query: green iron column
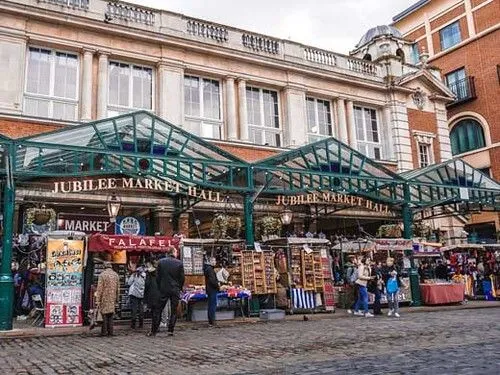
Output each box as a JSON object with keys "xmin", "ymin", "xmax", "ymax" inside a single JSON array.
[
  {"xmin": 0, "ymin": 144, "xmax": 15, "ymax": 330},
  {"xmin": 243, "ymin": 193, "xmax": 254, "ymax": 248},
  {"xmin": 402, "ymin": 183, "xmax": 421, "ymax": 307}
]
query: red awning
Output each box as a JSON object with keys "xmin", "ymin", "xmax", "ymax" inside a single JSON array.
[{"xmin": 88, "ymin": 234, "xmax": 180, "ymax": 252}]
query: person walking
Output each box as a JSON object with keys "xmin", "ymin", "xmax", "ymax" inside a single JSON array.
[
  {"xmin": 203, "ymin": 256, "xmax": 219, "ymax": 327},
  {"xmin": 144, "ymin": 260, "xmax": 162, "ymax": 337},
  {"xmin": 127, "ymin": 265, "xmax": 146, "ymax": 329},
  {"xmin": 155, "ymin": 247, "xmax": 185, "ymax": 336},
  {"xmin": 95, "ymin": 261, "xmax": 120, "ymax": 337},
  {"xmin": 352, "ymin": 257, "xmax": 374, "ymax": 318},
  {"xmin": 387, "ymin": 270, "xmax": 402, "ymax": 318}
]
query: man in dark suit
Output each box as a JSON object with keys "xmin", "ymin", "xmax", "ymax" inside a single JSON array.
[{"xmin": 154, "ymin": 246, "xmax": 184, "ymax": 336}]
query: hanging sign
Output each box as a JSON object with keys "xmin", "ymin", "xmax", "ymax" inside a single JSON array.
[
  {"xmin": 45, "ymin": 238, "xmax": 85, "ymax": 328},
  {"xmin": 88, "ymin": 234, "xmax": 180, "ymax": 252},
  {"xmin": 115, "ymin": 216, "xmax": 146, "ymax": 235},
  {"xmin": 57, "ymin": 213, "xmax": 114, "ymax": 234}
]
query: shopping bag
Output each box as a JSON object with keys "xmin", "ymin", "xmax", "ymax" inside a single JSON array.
[{"xmin": 89, "ymin": 308, "xmax": 103, "ymax": 330}]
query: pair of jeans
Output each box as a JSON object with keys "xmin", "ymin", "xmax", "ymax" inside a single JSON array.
[
  {"xmin": 151, "ymin": 294, "xmax": 180, "ymax": 334},
  {"xmin": 353, "ymin": 285, "xmax": 368, "ymax": 314},
  {"xmin": 350, "ymin": 284, "xmax": 359, "ymax": 310},
  {"xmin": 373, "ymin": 288, "xmax": 382, "ymax": 314},
  {"xmin": 129, "ymin": 295, "xmax": 144, "ymax": 327},
  {"xmin": 207, "ymin": 292, "xmax": 217, "ymax": 325},
  {"xmin": 101, "ymin": 313, "xmax": 114, "ymax": 336},
  {"xmin": 388, "ymin": 292, "xmax": 399, "ymax": 313},
  {"xmin": 161, "ymin": 300, "xmax": 171, "ymax": 324}
]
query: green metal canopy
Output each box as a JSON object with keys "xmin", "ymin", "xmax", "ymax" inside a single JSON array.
[
  {"xmin": 14, "ymin": 111, "xmax": 250, "ymax": 191},
  {"xmin": 251, "ymin": 137, "xmax": 405, "ymax": 204}
]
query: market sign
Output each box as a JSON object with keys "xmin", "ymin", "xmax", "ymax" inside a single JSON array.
[
  {"xmin": 275, "ymin": 192, "xmax": 390, "ymax": 213},
  {"xmin": 51, "ymin": 177, "xmax": 226, "ymax": 202},
  {"xmin": 57, "ymin": 213, "xmax": 114, "ymax": 234},
  {"xmin": 88, "ymin": 234, "xmax": 180, "ymax": 252}
]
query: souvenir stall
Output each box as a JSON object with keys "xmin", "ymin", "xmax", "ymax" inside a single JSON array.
[
  {"xmin": 86, "ymin": 234, "xmax": 181, "ymax": 320},
  {"xmin": 262, "ymin": 238, "xmax": 335, "ymax": 314},
  {"xmin": 180, "ymin": 238, "xmax": 251, "ymax": 321},
  {"xmin": 440, "ymin": 244, "xmax": 499, "ymax": 301}
]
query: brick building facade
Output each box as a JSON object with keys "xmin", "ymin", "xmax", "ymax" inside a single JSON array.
[{"xmin": 393, "ymin": 0, "xmax": 500, "ymax": 240}]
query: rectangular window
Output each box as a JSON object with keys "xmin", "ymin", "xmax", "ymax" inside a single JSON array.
[
  {"xmin": 24, "ymin": 47, "xmax": 78, "ymax": 121},
  {"xmin": 246, "ymin": 86, "xmax": 280, "ymax": 146},
  {"xmin": 354, "ymin": 106, "xmax": 382, "ymax": 160},
  {"xmin": 108, "ymin": 61, "xmax": 152, "ymax": 116},
  {"xmin": 418, "ymin": 143, "xmax": 432, "ymax": 168},
  {"xmin": 410, "ymin": 43, "xmax": 420, "ymax": 65},
  {"xmin": 439, "ymin": 21, "xmax": 461, "ymax": 50},
  {"xmin": 183, "ymin": 75, "xmax": 222, "ymax": 139},
  {"xmin": 445, "ymin": 68, "xmax": 469, "ymax": 100},
  {"xmin": 306, "ymin": 97, "xmax": 332, "ymax": 143}
]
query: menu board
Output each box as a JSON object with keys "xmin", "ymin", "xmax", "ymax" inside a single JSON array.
[
  {"xmin": 182, "ymin": 246, "xmax": 204, "ymax": 275},
  {"xmin": 45, "ymin": 238, "xmax": 84, "ymax": 327},
  {"xmin": 93, "ymin": 262, "xmax": 130, "ymax": 319}
]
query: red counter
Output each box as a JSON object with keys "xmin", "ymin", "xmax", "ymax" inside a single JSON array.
[{"xmin": 420, "ymin": 283, "xmax": 465, "ymax": 305}]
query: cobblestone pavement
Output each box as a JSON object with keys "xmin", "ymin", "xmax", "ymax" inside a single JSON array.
[{"xmin": 1, "ymin": 308, "xmax": 499, "ymax": 375}]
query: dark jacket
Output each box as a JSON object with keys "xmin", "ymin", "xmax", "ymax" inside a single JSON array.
[
  {"xmin": 435, "ymin": 264, "xmax": 448, "ymax": 280},
  {"xmin": 156, "ymin": 256, "xmax": 185, "ymax": 297},
  {"xmin": 144, "ymin": 271, "xmax": 162, "ymax": 308},
  {"xmin": 203, "ymin": 263, "xmax": 219, "ymax": 295}
]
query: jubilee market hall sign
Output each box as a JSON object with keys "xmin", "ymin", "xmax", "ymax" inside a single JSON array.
[{"xmin": 52, "ymin": 177, "xmax": 390, "ymax": 212}]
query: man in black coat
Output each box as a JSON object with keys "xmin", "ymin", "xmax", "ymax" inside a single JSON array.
[
  {"xmin": 203, "ymin": 257, "xmax": 219, "ymax": 327},
  {"xmin": 155, "ymin": 247, "xmax": 185, "ymax": 336}
]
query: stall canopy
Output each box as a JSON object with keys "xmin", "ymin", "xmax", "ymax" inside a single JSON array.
[{"xmin": 88, "ymin": 234, "xmax": 180, "ymax": 252}]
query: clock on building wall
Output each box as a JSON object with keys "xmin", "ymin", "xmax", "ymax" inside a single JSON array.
[{"xmin": 412, "ymin": 89, "xmax": 426, "ymax": 110}]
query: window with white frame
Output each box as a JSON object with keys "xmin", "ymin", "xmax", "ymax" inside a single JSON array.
[
  {"xmin": 246, "ymin": 86, "xmax": 281, "ymax": 146},
  {"xmin": 354, "ymin": 106, "xmax": 381, "ymax": 160},
  {"xmin": 306, "ymin": 97, "xmax": 332, "ymax": 143},
  {"xmin": 108, "ymin": 61, "xmax": 152, "ymax": 116},
  {"xmin": 414, "ymin": 131, "xmax": 436, "ymax": 168},
  {"xmin": 183, "ymin": 75, "xmax": 222, "ymax": 139},
  {"xmin": 418, "ymin": 143, "xmax": 431, "ymax": 168},
  {"xmin": 24, "ymin": 47, "xmax": 79, "ymax": 121}
]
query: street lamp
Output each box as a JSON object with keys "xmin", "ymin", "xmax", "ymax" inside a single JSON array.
[
  {"xmin": 280, "ymin": 208, "xmax": 293, "ymax": 225},
  {"xmin": 107, "ymin": 194, "xmax": 121, "ymax": 223}
]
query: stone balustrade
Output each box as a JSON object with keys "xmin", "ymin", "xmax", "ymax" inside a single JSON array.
[
  {"xmin": 106, "ymin": 1, "xmax": 155, "ymax": 25},
  {"xmin": 242, "ymin": 34, "xmax": 280, "ymax": 54},
  {"xmin": 186, "ymin": 19, "xmax": 228, "ymax": 43},
  {"xmin": 346, "ymin": 58, "xmax": 379, "ymax": 76},
  {"xmin": 304, "ymin": 48, "xmax": 336, "ymax": 66},
  {"xmin": 37, "ymin": 0, "xmax": 89, "ymax": 9}
]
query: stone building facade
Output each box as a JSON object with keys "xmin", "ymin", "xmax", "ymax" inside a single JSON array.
[{"xmin": 393, "ymin": 0, "xmax": 500, "ymax": 240}]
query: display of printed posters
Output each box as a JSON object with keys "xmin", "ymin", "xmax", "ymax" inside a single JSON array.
[
  {"xmin": 45, "ymin": 238, "xmax": 85, "ymax": 327},
  {"xmin": 115, "ymin": 216, "xmax": 145, "ymax": 235}
]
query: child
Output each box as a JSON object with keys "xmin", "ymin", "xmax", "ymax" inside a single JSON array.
[{"xmin": 386, "ymin": 270, "xmax": 401, "ymax": 318}]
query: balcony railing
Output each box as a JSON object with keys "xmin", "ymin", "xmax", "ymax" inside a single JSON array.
[
  {"xmin": 106, "ymin": 1, "xmax": 155, "ymax": 25},
  {"xmin": 37, "ymin": 0, "xmax": 89, "ymax": 9},
  {"xmin": 447, "ymin": 76, "xmax": 476, "ymax": 107},
  {"xmin": 186, "ymin": 19, "xmax": 228, "ymax": 43}
]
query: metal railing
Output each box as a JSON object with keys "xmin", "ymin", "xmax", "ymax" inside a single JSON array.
[{"xmin": 447, "ymin": 76, "xmax": 476, "ymax": 106}]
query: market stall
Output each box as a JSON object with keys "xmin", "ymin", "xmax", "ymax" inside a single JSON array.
[
  {"xmin": 419, "ymin": 282, "xmax": 465, "ymax": 305},
  {"xmin": 263, "ymin": 238, "xmax": 335, "ymax": 314}
]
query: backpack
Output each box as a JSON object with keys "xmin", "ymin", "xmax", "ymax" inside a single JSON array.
[
  {"xmin": 387, "ymin": 278, "xmax": 399, "ymax": 294},
  {"xmin": 347, "ymin": 267, "xmax": 358, "ymax": 284}
]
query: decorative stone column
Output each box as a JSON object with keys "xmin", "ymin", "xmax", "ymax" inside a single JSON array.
[
  {"xmin": 336, "ymin": 98, "xmax": 348, "ymax": 144},
  {"xmin": 81, "ymin": 49, "xmax": 94, "ymax": 121},
  {"xmin": 388, "ymin": 95, "xmax": 413, "ymax": 172},
  {"xmin": 158, "ymin": 61, "xmax": 184, "ymax": 125},
  {"xmin": 225, "ymin": 76, "xmax": 237, "ymax": 140},
  {"xmin": 345, "ymin": 100, "xmax": 357, "ymax": 149},
  {"xmin": 237, "ymin": 79, "xmax": 248, "ymax": 142},
  {"xmin": 383, "ymin": 105, "xmax": 395, "ymax": 160},
  {"xmin": 96, "ymin": 52, "xmax": 110, "ymax": 119},
  {"xmin": 283, "ymin": 85, "xmax": 307, "ymax": 147},
  {"xmin": 434, "ymin": 101, "xmax": 453, "ymax": 161}
]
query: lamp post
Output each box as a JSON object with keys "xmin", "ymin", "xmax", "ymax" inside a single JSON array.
[{"xmin": 107, "ymin": 194, "xmax": 121, "ymax": 223}]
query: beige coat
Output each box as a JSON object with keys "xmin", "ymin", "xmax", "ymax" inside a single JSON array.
[
  {"xmin": 355, "ymin": 263, "xmax": 371, "ymax": 287},
  {"xmin": 96, "ymin": 268, "xmax": 120, "ymax": 315}
]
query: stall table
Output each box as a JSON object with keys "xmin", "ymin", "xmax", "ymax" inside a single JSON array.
[
  {"xmin": 182, "ymin": 289, "xmax": 252, "ymax": 320},
  {"xmin": 420, "ymin": 283, "xmax": 465, "ymax": 305}
]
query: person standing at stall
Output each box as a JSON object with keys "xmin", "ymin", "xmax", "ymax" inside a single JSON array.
[
  {"xmin": 203, "ymin": 256, "xmax": 220, "ymax": 327},
  {"xmin": 127, "ymin": 265, "xmax": 146, "ymax": 329},
  {"xmin": 96, "ymin": 261, "xmax": 120, "ymax": 337},
  {"xmin": 156, "ymin": 247, "xmax": 185, "ymax": 336}
]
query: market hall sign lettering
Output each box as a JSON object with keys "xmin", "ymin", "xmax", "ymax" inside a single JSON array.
[
  {"xmin": 52, "ymin": 178, "xmax": 226, "ymax": 202},
  {"xmin": 275, "ymin": 192, "xmax": 390, "ymax": 213},
  {"xmin": 57, "ymin": 214, "xmax": 114, "ymax": 234}
]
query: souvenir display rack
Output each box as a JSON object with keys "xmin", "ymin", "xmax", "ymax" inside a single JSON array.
[{"xmin": 234, "ymin": 250, "xmax": 276, "ymax": 294}]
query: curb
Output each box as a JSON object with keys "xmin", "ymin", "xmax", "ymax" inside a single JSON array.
[{"xmin": 1, "ymin": 302, "xmax": 499, "ymax": 340}]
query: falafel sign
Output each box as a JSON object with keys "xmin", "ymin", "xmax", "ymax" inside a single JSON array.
[{"xmin": 88, "ymin": 234, "xmax": 180, "ymax": 252}]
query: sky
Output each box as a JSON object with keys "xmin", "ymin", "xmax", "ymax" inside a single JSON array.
[{"xmin": 128, "ymin": 0, "xmax": 417, "ymax": 54}]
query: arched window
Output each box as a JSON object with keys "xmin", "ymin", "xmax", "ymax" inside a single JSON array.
[
  {"xmin": 396, "ymin": 48, "xmax": 405, "ymax": 63},
  {"xmin": 363, "ymin": 54, "xmax": 372, "ymax": 61},
  {"xmin": 450, "ymin": 119, "xmax": 485, "ymax": 155}
]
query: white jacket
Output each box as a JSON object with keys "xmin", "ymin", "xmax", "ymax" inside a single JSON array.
[{"xmin": 127, "ymin": 272, "xmax": 146, "ymax": 299}]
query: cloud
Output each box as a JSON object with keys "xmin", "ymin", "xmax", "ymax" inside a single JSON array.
[{"xmin": 129, "ymin": 0, "xmax": 416, "ymax": 53}]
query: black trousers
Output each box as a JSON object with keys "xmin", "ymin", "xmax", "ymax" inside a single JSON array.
[
  {"xmin": 151, "ymin": 294, "xmax": 180, "ymax": 334},
  {"xmin": 129, "ymin": 295, "xmax": 144, "ymax": 326},
  {"xmin": 101, "ymin": 313, "xmax": 114, "ymax": 336}
]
